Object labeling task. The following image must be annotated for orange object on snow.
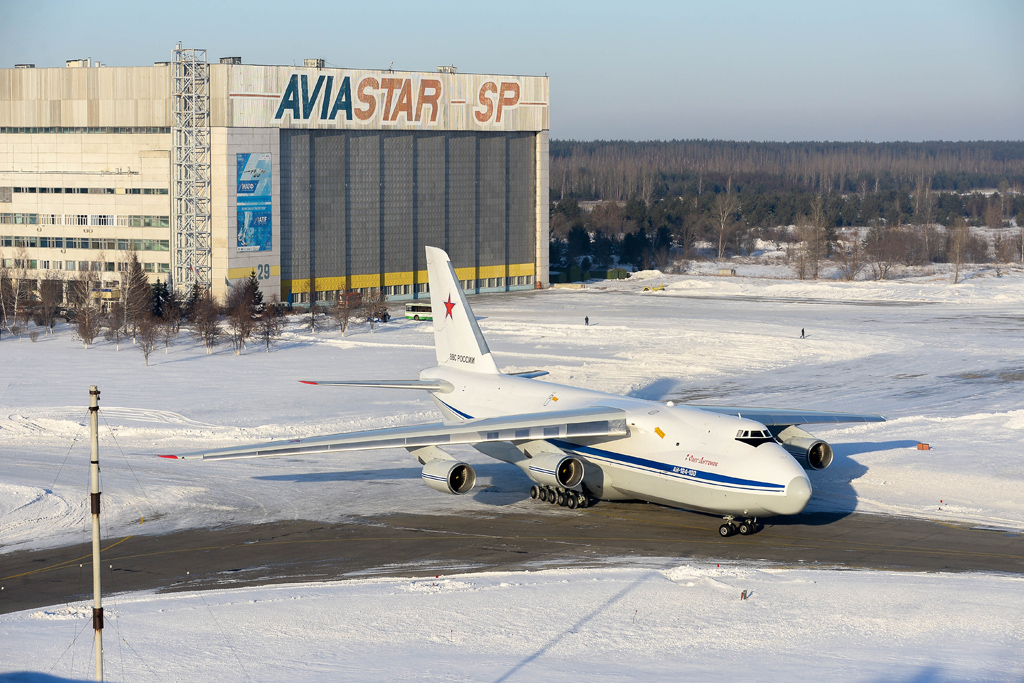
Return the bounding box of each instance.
[917,443,931,450]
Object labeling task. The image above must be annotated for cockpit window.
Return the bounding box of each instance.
[735,429,775,447]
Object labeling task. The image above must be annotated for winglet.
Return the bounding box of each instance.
[157,454,179,459]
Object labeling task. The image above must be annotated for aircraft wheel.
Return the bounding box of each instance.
[537,488,548,502]
[719,523,734,537]
[566,495,578,509]
[548,490,560,505]
[738,522,752,536]
[556,492,566,506]
[530,485,540,499]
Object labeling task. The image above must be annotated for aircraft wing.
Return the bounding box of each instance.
[160,406,628,461]
[686,405,885,427]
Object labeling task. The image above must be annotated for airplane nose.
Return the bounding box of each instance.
[767,475,812,516]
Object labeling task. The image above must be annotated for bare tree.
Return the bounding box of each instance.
[137,314,158,365]
[1,249,31,338]
[984,202,1003,230]
[255,296,284,352]
[863,221,901,280]
[103,301,126,350]
[711,179,739,259]
[159,315,177,353]
[190,288,221,353]
[798,221,827,280]
[835,237,865,281]
[330,289,356,336]
[306,301,327,332]
[224,276,260,354]
[365,288,389,333]
[0,258,14,338]
[948,217,969,284]
[162,300,182,334]
[73,303,103,349]
[227,301,255,355]
[32,276,62,335]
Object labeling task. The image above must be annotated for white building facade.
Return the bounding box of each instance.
[0,52,549,303]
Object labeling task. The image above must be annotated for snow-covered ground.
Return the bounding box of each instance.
[3,267,1023,680]
[3,266,1023,553]
[2,564,1022,682]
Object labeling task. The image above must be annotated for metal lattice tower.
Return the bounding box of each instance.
[171,43,212,292]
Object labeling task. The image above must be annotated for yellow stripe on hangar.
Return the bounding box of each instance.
[283,263,535,294]
[228,265,280,280]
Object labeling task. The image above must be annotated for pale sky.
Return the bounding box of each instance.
[1,0,1021,141]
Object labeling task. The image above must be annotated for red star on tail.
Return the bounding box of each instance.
[444,294,456,319]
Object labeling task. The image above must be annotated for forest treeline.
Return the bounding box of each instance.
[551,140,1024,200]
[549,139,1024,277]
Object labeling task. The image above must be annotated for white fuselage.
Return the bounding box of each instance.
[421,366,812,519]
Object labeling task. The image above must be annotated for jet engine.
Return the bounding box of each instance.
[421,458,477,494]
[776,426,833,470]
[526,453,585,489]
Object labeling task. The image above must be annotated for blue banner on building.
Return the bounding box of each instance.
[236,153,272,252]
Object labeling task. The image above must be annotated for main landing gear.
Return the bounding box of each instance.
[718,516,760,537]
[530,485,589,510]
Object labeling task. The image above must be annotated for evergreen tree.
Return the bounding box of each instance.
[151,279,170,318]
[243,270,265,315]
[122,250,150,339]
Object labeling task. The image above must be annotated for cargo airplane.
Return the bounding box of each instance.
[162,247,884,536]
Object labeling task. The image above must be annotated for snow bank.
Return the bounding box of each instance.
[2,564,1021,681]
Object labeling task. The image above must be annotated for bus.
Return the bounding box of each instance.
[405,302,433,321]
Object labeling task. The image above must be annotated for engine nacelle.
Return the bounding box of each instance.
[421,458,477,494]
[526,453,585,489]
[777,426,833,470]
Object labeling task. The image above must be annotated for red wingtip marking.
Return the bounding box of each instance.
[158,454,179,459]
[299,381,318,385]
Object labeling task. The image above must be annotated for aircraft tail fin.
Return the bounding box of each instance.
[425,246,500,374]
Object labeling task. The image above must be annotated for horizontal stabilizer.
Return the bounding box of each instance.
[300,380,454,393]
[160,406,628,461]
[507,370,549,379]
[688,405,885,426]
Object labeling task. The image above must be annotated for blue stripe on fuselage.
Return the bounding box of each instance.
[550,439,784,492]
[437,399,474,420]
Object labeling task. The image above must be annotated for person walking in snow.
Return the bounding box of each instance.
[585,316,589,326]
[800,328,805,339]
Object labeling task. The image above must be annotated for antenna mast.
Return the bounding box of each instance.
[89,385,104,681]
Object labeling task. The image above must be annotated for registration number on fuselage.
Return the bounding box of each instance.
[672,466,698,477]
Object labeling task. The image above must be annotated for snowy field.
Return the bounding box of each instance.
[2,564,1023,682]
[2,266,1024,680]
[2,265,1024,553]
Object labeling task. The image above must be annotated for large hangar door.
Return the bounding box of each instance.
[384,135,413,289]
[313,133,346,291]
[279,129,536,301]
[508,133,537,271]
[446,133,477,275]
[415,134,446,285]
[280,131,311,291]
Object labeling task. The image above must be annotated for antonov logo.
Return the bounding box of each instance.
[274,74,442,124]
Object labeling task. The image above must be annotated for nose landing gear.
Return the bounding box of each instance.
[530,485,589,510]
[718,516,760,537]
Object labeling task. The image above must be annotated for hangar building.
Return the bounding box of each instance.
[0,47,550,304]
